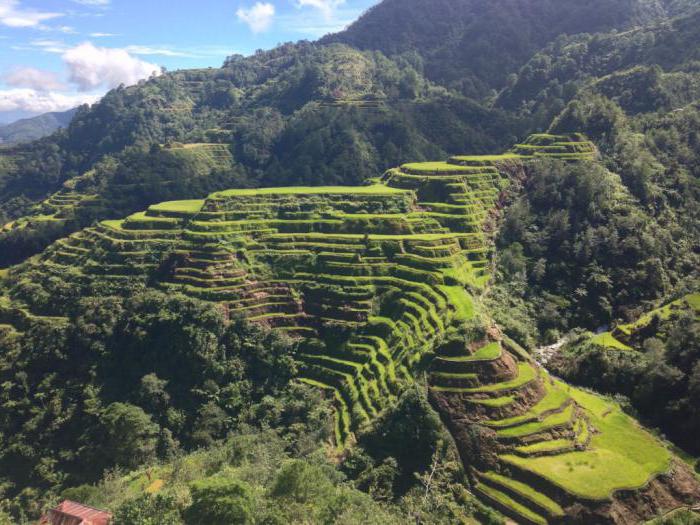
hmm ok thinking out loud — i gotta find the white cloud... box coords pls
[297,0,345,19]
[27,38,69,53]
[124,45,197,58]
[4,67,65,91]
[236,2,275,33]
[89,32,116,37]
[72,0,110,6]
[62,42,161,91]
[0,0,62,28]
[0,88,98,112]
[55,25,77,34]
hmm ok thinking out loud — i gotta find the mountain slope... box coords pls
[324,0,668,96]
[0,108,77,145]
[1,134,697,523]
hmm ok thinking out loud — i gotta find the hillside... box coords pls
[0,0,699,523]
[0,109,77,146]
[549,293,700,455]
[324,0,670,96]
[1,134,697,523]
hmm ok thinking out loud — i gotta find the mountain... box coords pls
[0,0,699,523]
[0,108,77,146]
[324,0,669,96]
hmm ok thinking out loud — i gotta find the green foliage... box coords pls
[492,159,683,336]
[270,461,334,503]
[99,403,160,470]
[113,493,183,525]
[325,0,666,97]
[185,477,253,525]
[551,307,700,453]
[648,509,700,525]
[355,386,449,494]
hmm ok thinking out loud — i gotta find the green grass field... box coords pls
[591,331,633,351]
[212,185,408,197]
[502,387,672,500]
[149,200,205,213]
[401,162,480,173]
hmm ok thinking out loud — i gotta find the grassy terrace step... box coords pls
[300,364,373,422]
[479,471,564,518]
[400,162,497,175]
[448,154,521,165]
[574,417,590,447]
[500,387,672,501]
[438,285,475,321]
[429,371,479,388]
[431,361,538,394]
[484,380,570,429]
[437,341,502,363]
[514,438,576,457]
[495,403,575,440]
[475,484,547,525]
[212,185,409,197]
[298,377,351,445]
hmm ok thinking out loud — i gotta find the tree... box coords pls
[185,477,253,525]
[113,494,183,525]
[99,403,159,469]
[270,460,333,503]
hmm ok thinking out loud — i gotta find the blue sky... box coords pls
[0,0,379,122]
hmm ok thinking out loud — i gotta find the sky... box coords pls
[0,0,379,122]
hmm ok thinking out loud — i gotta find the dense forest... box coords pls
[0,0,699,523]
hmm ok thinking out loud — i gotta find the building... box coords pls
[39,500,112,525]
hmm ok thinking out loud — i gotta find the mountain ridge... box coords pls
[0,108,77,146]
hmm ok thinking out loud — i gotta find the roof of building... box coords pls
[39,500,112,525]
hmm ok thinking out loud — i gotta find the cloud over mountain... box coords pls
[236,2,275,33]
[62,42,161,91]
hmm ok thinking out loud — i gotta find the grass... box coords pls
[616,293,700,336]
[502,386,672,500]
[495,404,574,438]
[471,395,516,408]
[450,154,521,162]
[149,200,205,213]
[479,471,564,516]
[686,293,700,311]
[441,342,501,362]
[438,285,475,321]
[476,484,547,525]
[212,185,408,197]
[401,162,481,174]
[486,380,569,428]
[432,362,538,393]
[515,439,574,455]
[591,331,633,351]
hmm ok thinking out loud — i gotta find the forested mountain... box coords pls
[0,109,77,145]
[324,0,671,96]
[0,0,699,523]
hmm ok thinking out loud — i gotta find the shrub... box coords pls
[113,493,183,525]
[185,476,253,525]
[270,460,334,503]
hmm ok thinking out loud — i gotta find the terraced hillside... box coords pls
[0,189,99,234]
[591,293,700,351]
[1,133,697,523]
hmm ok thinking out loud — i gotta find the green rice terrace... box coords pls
[591,293,700,352]
[1,133,697,523]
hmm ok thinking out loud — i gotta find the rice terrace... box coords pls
[2,134,697,523]
[1,0,700,523]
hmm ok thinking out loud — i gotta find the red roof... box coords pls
[39,500,112,525]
